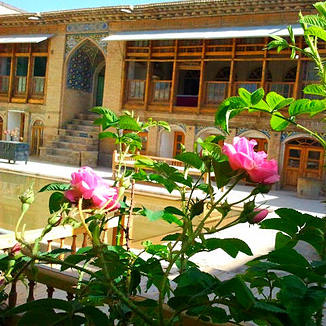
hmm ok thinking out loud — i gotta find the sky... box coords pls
[3,0,180,12]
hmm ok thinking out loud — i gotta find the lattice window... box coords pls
[288,137,322,147]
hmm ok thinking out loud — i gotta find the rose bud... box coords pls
[251,208,269,224]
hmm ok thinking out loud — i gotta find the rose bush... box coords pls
[223,136,280,184]
[64,166,120,211]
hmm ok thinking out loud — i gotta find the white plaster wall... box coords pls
[159,130,174,158]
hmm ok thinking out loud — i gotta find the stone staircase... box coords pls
[40,113,100,167]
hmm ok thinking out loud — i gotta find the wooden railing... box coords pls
[151,80,171,103]
[112,150,208,182]
[266,82,294,98]
[1,217,124,309]
[0,75,9,94]
[204,81,228,105]
[31,76,45,97]
[14,76,27,95]
[126,79,145,102]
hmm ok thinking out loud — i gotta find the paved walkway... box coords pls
[0,157,324,274]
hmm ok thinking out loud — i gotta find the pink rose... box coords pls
[252,208,269,223]
[65,167,120,211]
[223,137,280,184]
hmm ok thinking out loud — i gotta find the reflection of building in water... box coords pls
[0,173,52,231]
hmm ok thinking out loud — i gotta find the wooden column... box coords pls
[24,44,33,103]
[293,36,303,99]
[197,40,206,113]
[8,45,15,102]
[169,40,178,112]
[260,37,268,89]
[144,41,152,110]
[227,38,236,97]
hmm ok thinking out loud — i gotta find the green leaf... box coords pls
[118,115,141,131]
[278,275,326,326]
[161,233,182,241]
[288,99,311,116]
[140,208,164,222]
[215,96,247,133]
[219,276,256,309]
[268,247,310,268]
[303,84,326,96]
[61,254,88,271]
[212,160,235,188]
[39,183,71,193]
[238,88,252,105]
[204,238,253,258]
[162,212,183,226]
[305,25,326,41]
[49,192,65,213]
[99,131,117,139]
[288,25,295,44]
[81,306,109,326]
[251,88,265,105]
[164,206,185,216]
[270,112,289,131]
[275,232,294,250]
[175,152,204,170]
[6,299,73,315]
[300,14,326,28]
[266,92,285,110]
[273,98,294,111]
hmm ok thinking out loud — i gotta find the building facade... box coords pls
[0,0,324,190]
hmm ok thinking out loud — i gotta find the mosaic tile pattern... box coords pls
[66,22,109,33]
[65,33,109,56]
[67,47,93,92]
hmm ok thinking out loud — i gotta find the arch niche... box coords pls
[159,125,185,158]
[31,120,44,156]
[62,39,106,124]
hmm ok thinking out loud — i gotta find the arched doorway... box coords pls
[159,127,185,158]
[95,66,105,106]
[63,40,105,124]
[31,120,44,156]
[283,137,324,187]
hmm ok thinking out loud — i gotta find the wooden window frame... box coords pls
[0,41,49,104]
[123,37,306,114]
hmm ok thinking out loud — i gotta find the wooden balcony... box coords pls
[151,80,171,103]
[0,75,9,95]
[126,79,145,102]
[31,76,45,97]
[203,81,228,105]
[13,76,27,96]
[266,81,294,98]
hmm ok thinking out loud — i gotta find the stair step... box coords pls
[58,134,98,146]
[51,141,98,151]
[40,153,79,166]
[71,119,95,126]
[65,123,100,132]
[58,129,98,138]
[76,113,99,121]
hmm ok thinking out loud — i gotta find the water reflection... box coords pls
[0,172,53,231]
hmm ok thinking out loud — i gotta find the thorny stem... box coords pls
[126,179,135,251]
[78,198,93,241]
[162,174,244,326]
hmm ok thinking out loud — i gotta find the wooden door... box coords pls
[283,138,324,187]
[31,120,44,156]
[173,131,185,157]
